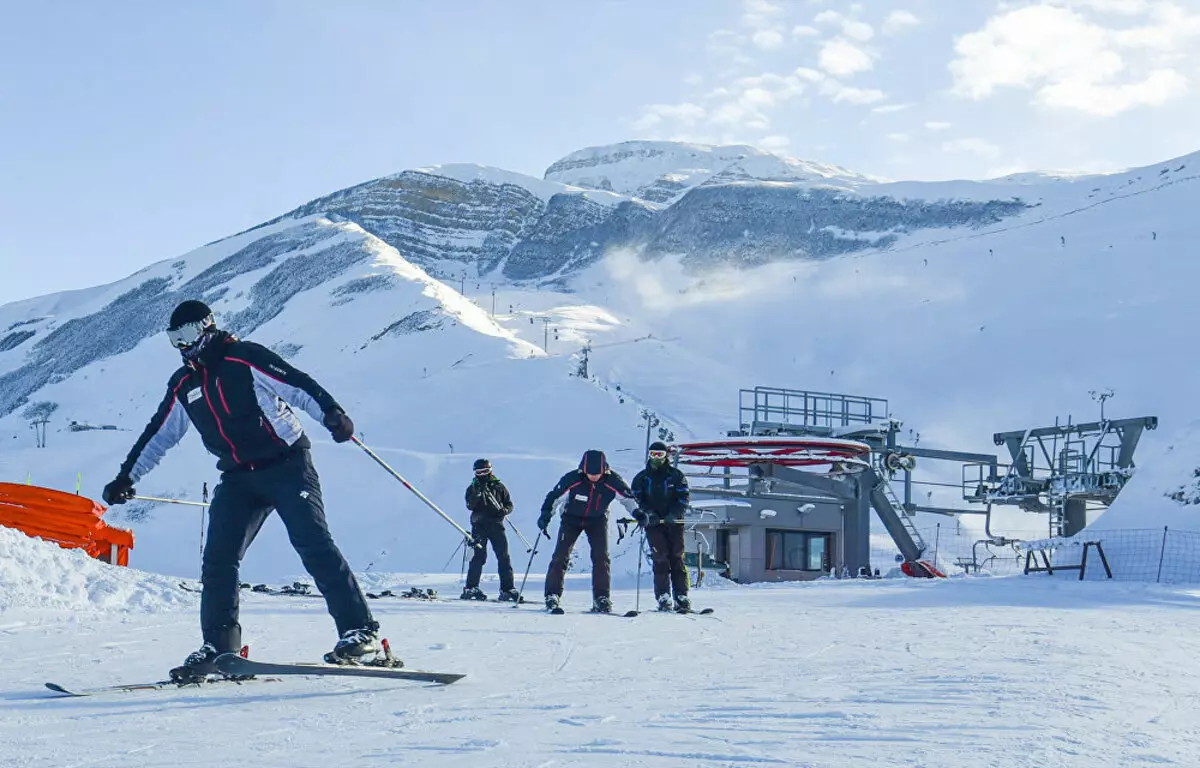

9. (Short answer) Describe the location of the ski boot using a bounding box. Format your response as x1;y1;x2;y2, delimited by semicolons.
497;588;522;603
460;586;487;601
656;594;674;612
169;643;221;684
545;594;562;612
674;595;692;614
324;622;384;665
591;596;613;614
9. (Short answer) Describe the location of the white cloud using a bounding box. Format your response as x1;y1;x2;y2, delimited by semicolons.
793;66;886;105
872;103;912;114
813;10;875;41
752;29;785;49
827;83;886;104
706;29;748;59
882;10;920;35
949;2;1200;116
887;132;911;143
1056;0;1150;14
1037;67;1187;113
925;121;952;131
942;138;1003;159
792;24;820;37
758;135;792;150
633;103;707;132
819;39;876;77
742;0;783;26
683;73;704;87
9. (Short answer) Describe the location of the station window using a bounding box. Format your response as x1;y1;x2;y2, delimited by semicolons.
765;530;831;571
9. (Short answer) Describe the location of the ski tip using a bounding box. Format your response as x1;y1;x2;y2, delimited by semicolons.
45;683;72;695
623;611;639;617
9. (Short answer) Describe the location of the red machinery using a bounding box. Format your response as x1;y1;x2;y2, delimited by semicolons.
673;436;872;468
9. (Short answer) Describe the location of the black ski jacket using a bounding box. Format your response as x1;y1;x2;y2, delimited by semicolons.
465;476;513;525
119;332;342;480
541;469;636;525
631;463;690;523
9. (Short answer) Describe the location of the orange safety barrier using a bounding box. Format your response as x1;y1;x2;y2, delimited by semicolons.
0;482;134;566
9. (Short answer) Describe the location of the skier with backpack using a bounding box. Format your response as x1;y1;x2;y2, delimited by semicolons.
100;300;384;682
537;449;638;613
631;441;693;612
461;458;519;602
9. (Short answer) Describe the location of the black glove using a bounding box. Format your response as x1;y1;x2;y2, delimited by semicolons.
645;511;662;527
537;509;553;531
323;410;355;443
633;509;648;526
102;475;135;506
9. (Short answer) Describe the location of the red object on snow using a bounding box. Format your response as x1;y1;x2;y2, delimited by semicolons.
901;560;946;578
0;482;134;566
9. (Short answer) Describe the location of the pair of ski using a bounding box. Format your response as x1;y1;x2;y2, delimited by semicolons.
548;606;714;617
44;653;464;698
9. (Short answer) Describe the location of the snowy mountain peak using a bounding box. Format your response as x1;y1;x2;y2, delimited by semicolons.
543;140;881;203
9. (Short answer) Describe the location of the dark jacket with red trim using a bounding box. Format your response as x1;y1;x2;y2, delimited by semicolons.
540;469;637;525
118;331;342;480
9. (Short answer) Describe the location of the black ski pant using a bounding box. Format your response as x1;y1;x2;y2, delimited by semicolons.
465;518;514;591
647;523;689;598
200;448;373;652
545;518;609;600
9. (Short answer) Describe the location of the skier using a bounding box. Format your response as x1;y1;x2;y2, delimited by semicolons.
461;458;519;601
631;441;693;612
100;300;383;682
537;449;637;613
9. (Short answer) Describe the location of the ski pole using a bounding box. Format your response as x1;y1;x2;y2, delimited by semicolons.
515;525;552;608
132;494;209;508
634;527;646;615
506;517;533;552
350;436;477;547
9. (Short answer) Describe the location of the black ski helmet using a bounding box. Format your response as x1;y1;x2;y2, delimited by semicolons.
168;300;214;331
473;458;491;474
580;449;607;475
648;441;669;453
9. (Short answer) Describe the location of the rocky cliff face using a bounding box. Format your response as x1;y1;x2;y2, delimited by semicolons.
254;141;1028;281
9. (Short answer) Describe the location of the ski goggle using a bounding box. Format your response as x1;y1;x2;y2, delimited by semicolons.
167;316;214;349
474;467;491;476
648;450;668;461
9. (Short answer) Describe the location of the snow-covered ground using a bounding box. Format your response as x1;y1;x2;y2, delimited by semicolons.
3;561;1199;767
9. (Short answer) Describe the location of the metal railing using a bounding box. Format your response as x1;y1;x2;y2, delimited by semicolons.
739;387;889;435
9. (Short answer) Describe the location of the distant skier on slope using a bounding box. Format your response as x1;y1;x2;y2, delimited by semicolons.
101;300;384;682
461;458;519;601
538;449;638;613
631;441;693;612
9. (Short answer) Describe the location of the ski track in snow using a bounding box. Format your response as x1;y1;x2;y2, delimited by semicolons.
2;576;1199;767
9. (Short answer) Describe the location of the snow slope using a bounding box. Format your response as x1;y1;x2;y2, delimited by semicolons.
544;140;881;202
2;570;1199;767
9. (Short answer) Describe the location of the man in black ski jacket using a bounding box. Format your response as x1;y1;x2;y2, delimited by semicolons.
631;441;693;612
101;300;382;682
537;449;637;613
461;458;518;601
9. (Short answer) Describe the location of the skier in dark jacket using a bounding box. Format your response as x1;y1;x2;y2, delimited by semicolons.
537;449;637;613
101;300;382;682
461;458;518;601
631;441;693;612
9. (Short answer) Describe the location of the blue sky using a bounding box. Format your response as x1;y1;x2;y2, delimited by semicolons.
2;0;1198;305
